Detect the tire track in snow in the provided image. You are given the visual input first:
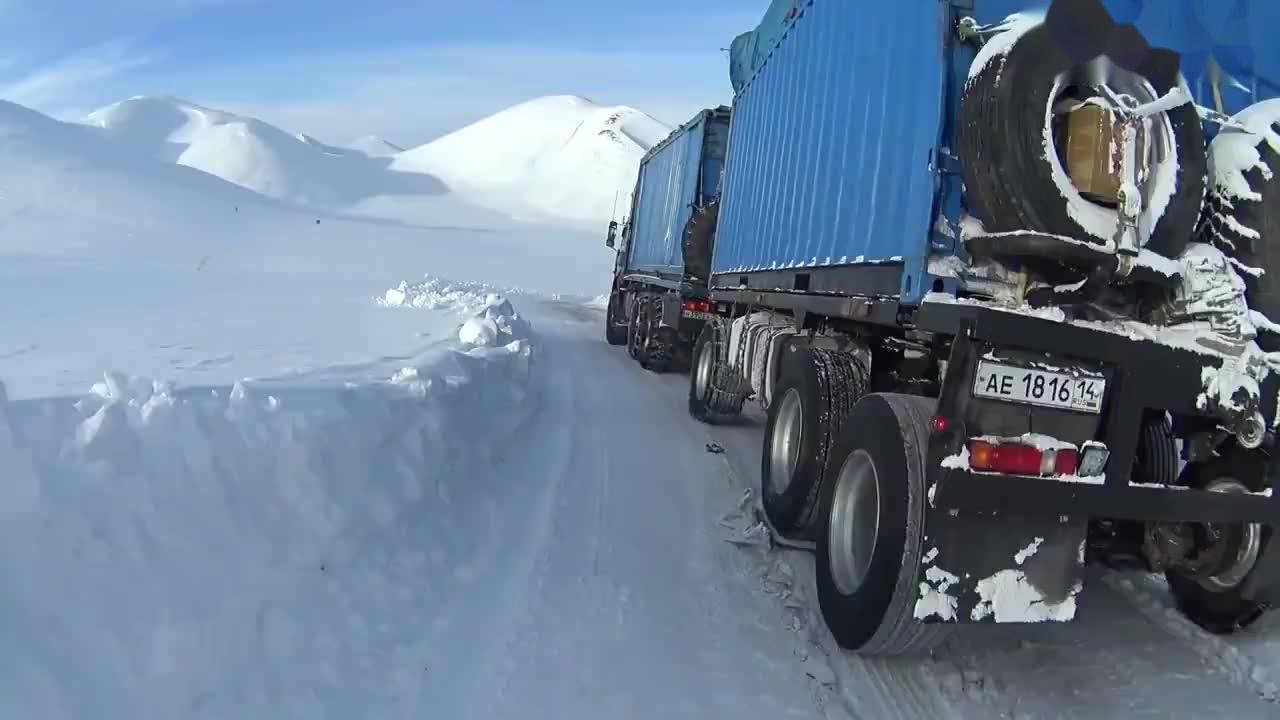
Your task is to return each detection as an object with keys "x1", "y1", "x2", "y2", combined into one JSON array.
[
  {"x1": 1105, "y1": 571, "x2": 1280, "y2": 704},
  {"x1": 461, "y1": 339, "x2": 579, "y2": 720},
  {"x1": 504, "y1": 303, "x2": 838, "y2": 718},
  {"x1": 572, "y1": 322, "x2": 950, "y2": 718}
]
